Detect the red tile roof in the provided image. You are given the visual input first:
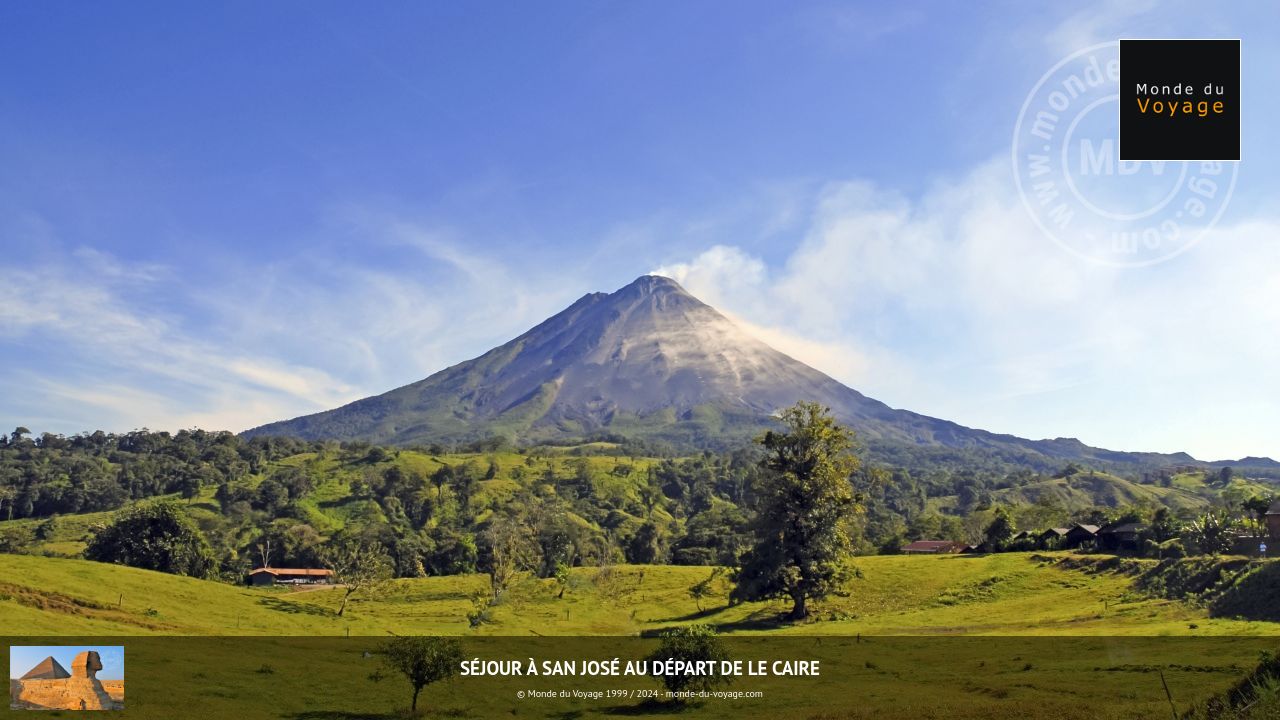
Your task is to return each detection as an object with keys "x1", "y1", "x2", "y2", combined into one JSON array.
[
  {"x1": 902, "y1": 540, "x2": 966, "y2": 552},
  {"x1": 248, "y1": 568, "x2": 332, "y2": 576}
]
